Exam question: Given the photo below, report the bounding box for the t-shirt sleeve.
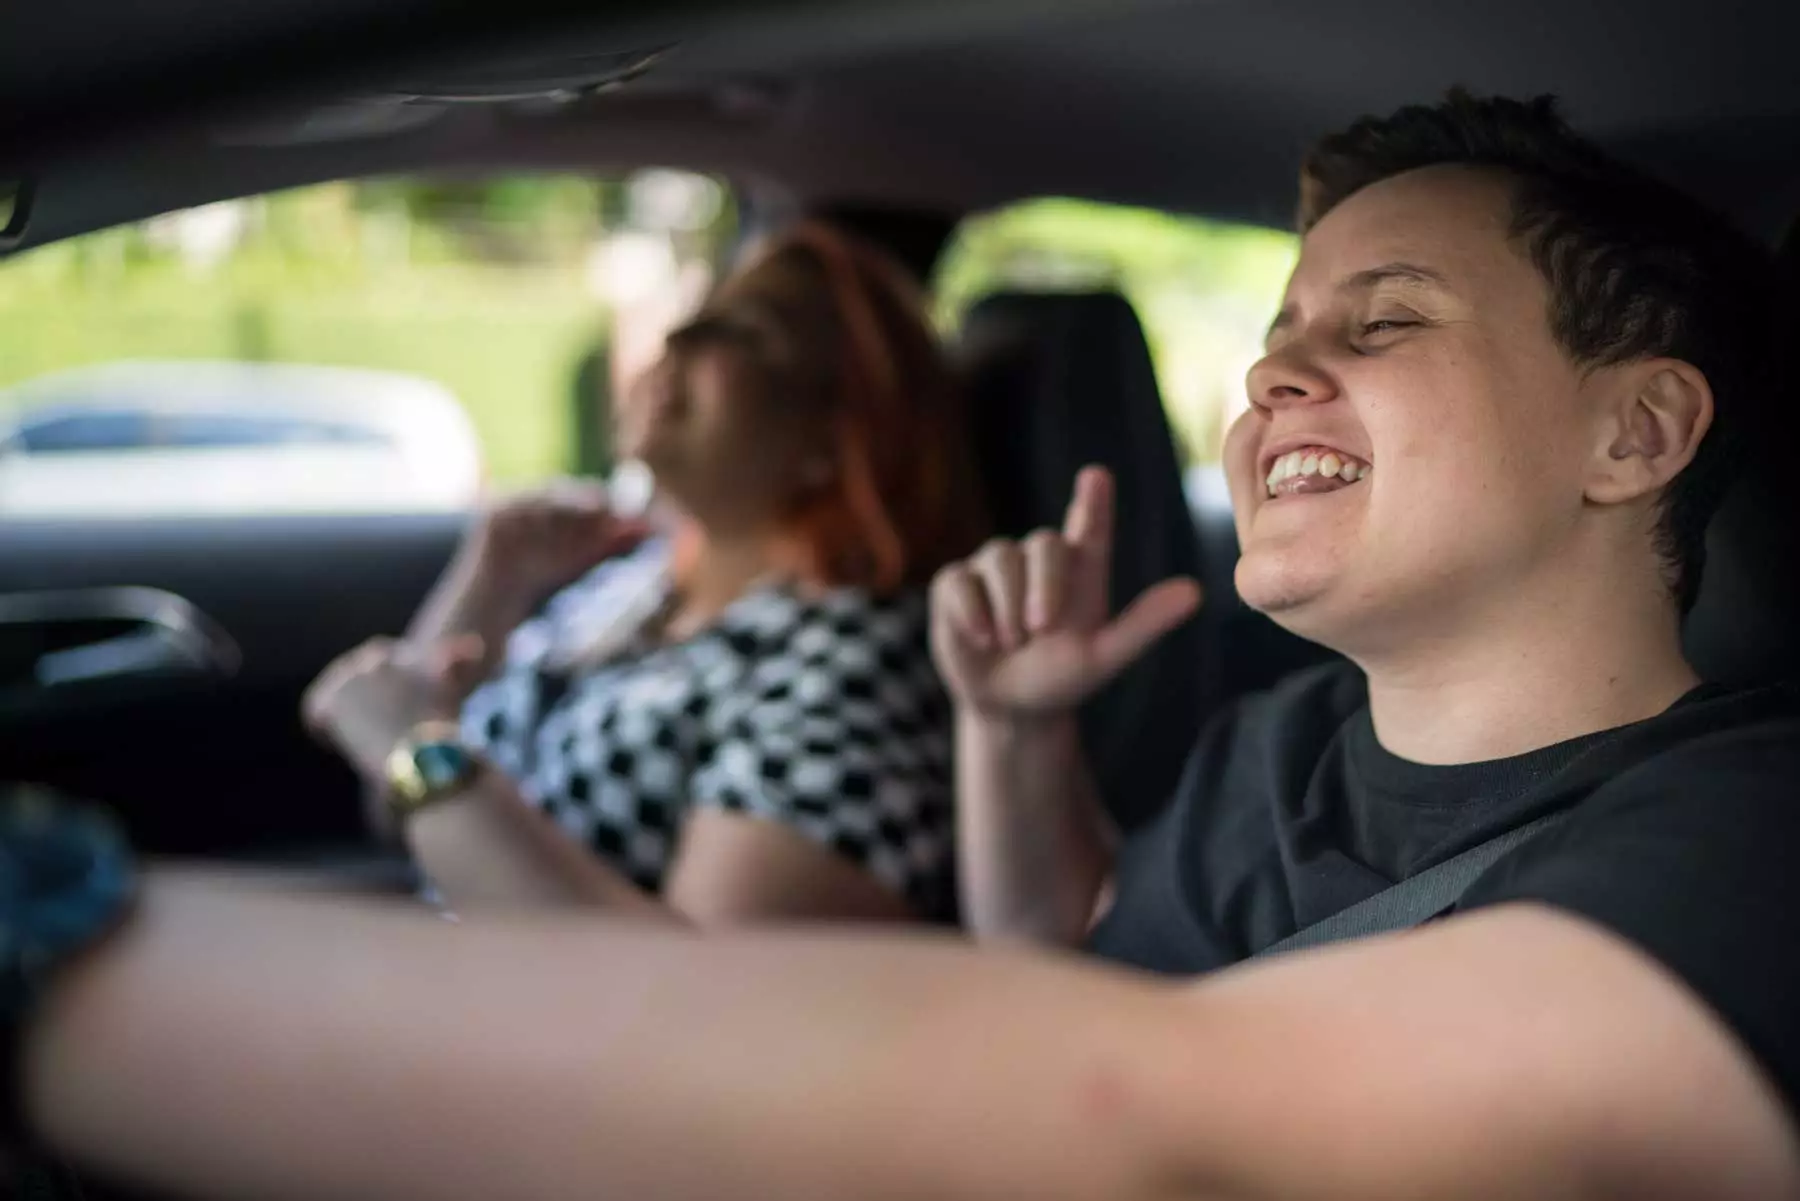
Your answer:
[1459,716,1800,1118]
[687,599,954,914]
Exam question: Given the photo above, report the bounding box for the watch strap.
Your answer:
[385,722,485,818]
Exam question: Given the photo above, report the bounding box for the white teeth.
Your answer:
[1262,449,1372,496]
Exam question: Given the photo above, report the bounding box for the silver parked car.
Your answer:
[0,360,484,516]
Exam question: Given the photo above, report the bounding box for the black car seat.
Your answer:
[1681,216,1800,685]
[956,291,1207,829]
[1681,465,1800,686]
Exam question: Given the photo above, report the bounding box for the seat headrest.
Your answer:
[959,293,1166,528]
[1683,477,1800,685]
[958,290,1205,827]
[1681,221,1800,686]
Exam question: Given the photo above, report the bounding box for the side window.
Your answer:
[934,198,1296,470]
[0,171,735,517]
[16,410,155,454]
[150,413,393,450]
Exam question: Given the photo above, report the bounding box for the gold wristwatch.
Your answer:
[384,720,487,819]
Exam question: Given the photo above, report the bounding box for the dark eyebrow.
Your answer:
[1265,261,1451,346]
[1341,261,1452,292]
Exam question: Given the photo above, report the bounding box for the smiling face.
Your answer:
[1224,164,1625,654]
[617,339,833,531]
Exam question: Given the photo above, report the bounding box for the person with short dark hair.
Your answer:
[7,92,1800,1201]
[950,90,1793,966]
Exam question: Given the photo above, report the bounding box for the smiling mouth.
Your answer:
[1263,446,1372,498]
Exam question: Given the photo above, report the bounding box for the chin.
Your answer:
[1237,539,1326,601]
[627,433,682,477]
[1233,549,1348,635]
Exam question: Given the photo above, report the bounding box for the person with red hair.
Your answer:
[303,223,984,925]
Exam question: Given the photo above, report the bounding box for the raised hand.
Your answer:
[930,466,1201,720]
[471,478,653,602]
[302,634,485,778]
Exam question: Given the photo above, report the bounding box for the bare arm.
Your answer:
[26,872,1799,1201]
[404,767,675,918]
[956,712,1114,945]
[24,869,1176,1201]
[405,481,650,676]
[403,531,532,671]
[408,773,911,926]
[310,635,914,926]
[934,469,1198,946]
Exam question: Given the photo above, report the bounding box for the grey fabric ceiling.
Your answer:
[5,0,1797,253]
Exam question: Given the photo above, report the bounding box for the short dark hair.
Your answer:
[1299,90,1776,613]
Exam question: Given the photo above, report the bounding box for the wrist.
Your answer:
[457,530,531,603]
[957,707,1083,756]
[383,722,490,824]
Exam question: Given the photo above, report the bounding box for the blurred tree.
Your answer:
[935,198,1296,464]
[568,340,614,478]
[354,177,621,263]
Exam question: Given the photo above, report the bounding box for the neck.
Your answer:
[669,522,784,630]
[1355,552,1699,765]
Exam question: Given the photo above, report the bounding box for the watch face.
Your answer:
[0,791,135,1019]
[387,736,481,815]
[414,741,476,794]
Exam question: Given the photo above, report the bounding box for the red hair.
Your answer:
[663,222,982,596]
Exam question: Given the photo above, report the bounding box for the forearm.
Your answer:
[405,537,530,670]
[25,869,1177,1201]
[28,873,1753,1201]
[957,712,1115,946]
[407,771,680,923]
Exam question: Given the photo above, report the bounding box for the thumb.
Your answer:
[1089,578,1202,680]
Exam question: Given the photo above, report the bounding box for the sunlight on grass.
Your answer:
[0,183,1293,490]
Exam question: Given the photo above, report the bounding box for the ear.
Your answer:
[1583,359,1714,506]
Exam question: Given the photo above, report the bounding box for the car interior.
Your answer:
[1,0,1797,900]
[4,3,1800,1198]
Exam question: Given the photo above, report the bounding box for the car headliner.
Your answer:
[2,0,1798,254]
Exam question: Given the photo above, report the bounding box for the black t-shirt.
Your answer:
[1088,661,1800,1114]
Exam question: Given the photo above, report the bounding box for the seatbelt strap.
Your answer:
[1254,808,1577,959]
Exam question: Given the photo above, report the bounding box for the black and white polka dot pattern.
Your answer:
[460,543,954,914]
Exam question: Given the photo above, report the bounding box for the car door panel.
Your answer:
[0,514,465,855]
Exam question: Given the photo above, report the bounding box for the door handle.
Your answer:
[0,587,241,689]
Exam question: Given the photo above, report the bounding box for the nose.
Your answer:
[1245,340,1339,414]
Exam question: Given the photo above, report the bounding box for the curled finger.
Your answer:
[972,540,1028,652]
[933,564,996,652]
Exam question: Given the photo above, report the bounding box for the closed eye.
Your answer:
[1361,319,1418,336]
